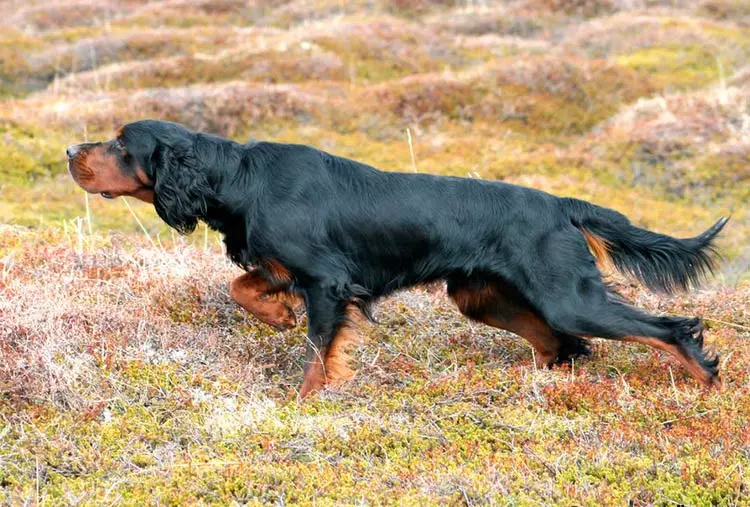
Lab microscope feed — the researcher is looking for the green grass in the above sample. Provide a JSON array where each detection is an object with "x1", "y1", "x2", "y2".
[{"x1": 616, "y1": 45, "x2": 726, "y2": 90}]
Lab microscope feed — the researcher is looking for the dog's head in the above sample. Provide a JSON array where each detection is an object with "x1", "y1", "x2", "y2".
[{"x1": 67, "y1": 120, "x2": 213, "y2": 234}]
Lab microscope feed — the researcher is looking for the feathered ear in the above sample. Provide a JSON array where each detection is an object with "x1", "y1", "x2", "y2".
[{"x1": 152, "y1": 144, "x2": 210, "y2": 235}]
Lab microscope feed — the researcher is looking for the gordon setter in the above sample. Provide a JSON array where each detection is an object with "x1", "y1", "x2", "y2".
[{"x1": 67, "y1": 120, "x2": 728, "y2": 397}]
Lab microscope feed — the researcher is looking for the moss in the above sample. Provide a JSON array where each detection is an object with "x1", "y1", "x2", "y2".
[
  {"x1": 432, "y1": 11, "x2": 546, "y2": 38},
  {"x1": 309, "y1": 22, "x2": 470, "y2": 84},
  {"x1": 616, "y1": 45, "x2": 727, "y2": 90},
  {"x1": 0, "y1": 122, "x2": 68, "y2": 184},
  {"x1": 384, "y1": 0, "x2": 460, "y2": 17},
  {"x1": 313, "y1": 35, "x2": 424, "y2": 82},
  {"x1": 112, "y1": 0, "x2": 268, "y2": 29},
  {"x1": 0, "y1": 177, "x2": 161, "y2": 233},
  {"x1": 37, "y1": 26, "x2": 103, "y2": 44},
  {"x1": 587, "y1": 138, "x2": 750, "y2": 204},
  {"x1": 1, "y1": 304, "x2": 749, "y2": 504},
  {"x1": 689, "y1": 152, "x2": 750, "y2": 201},
  {"x1": 156, "y1": 286, "x2": 222, "y2": 326},
  {"x1": 0, "y1": 35, "x2": 43, "y2": 97},
  {"x1": 342, "y1": 60, "x2": 655, "y2": 139}
]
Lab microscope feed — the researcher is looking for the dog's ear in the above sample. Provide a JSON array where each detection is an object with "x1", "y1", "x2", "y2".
[{"x1": 152, "y1": 144, "x2": 209, "y2": 235}]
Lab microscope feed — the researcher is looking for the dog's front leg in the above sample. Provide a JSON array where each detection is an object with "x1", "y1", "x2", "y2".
[{"x1": 298, "y1": 287, "x2": 360, "y2": 398}]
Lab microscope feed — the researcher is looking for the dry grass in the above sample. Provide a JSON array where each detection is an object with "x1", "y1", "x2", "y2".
[
  {"x1": 1, "y1": 225, "x2": 748, "y2": 504},
  {"x1": 6, "y1": 2, "x2": 142, "y2": 31},
  {"x1": 13, "y1": 81, "x2": 332, "y2": 137},
  {"x1": 52, "y1": 49, "x2": 347, "y2": 92},
  {"x1": 425, "y1": 5, "x2": 548, "y2": 38}
]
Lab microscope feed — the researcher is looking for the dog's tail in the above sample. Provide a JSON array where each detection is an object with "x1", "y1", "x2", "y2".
[{"x1": 560, "y1": 197, "x2": 728, "y2": 294}]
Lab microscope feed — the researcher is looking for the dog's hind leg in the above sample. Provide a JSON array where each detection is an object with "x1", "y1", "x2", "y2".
[
  {"x1": 541, "y1": 296, "x2": 719, "y2": 386},
  {"x1": 517, "y1": 226, "x2": 719, "y2": 385},
  {"x1": 447, "y1": 276, "x2": 591, "y2": 367}
]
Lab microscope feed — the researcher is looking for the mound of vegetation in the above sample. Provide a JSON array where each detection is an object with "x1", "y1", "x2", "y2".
[
  {"x1": 7, "y1": 1, "x2": 141, "y2": 31},
  {"x1": 17, "y1": 81, "x2": 335, "y2": 137},
  {"x1": 349, "y1": 56, "x2": 656, "y2": 138},
  {"x1": 425, "y1": 5, "x2": 548, "y2": 38},
  {"x1": 53, "y1": 48, "x2": 346, "y2": 93},
  {"x1": 563, "y1": 14, "x2": 750, "y2": 90},
  {"x1": 583, "y1": 84, "x2": 750, "y2": 202}
]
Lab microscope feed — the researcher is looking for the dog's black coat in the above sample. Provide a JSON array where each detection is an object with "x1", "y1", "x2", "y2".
[{"x1": 121, "y1": 120, "x2": 727, "y2": 381}]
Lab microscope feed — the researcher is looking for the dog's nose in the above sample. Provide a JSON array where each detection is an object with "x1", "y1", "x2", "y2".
[{"x1": 66, "y1": 145, "x2": 80, "y2": 160}]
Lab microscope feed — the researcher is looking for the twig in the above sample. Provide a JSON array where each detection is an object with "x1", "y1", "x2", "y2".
[
  {"x1": 122, "y1": 198, "x2": 156, "y2": 248},
  {"x1": 84, "y1": 192, "x2": 92, "y2": 235},
  {"x1": 72, "y1": 217, "x2": 86, "y2": 254},
  {"x1": 526, "y1": 408, "x2": 542, "y2": 436},
  {"x1": 406, "y1": 128, "x2": 417, "y2": 173},
  {"x1": 716, "y1": 57, "x2": 727, "y2": 105},
  {"x1": 660, "y1": 409, "x2": 718, "y2": 427},
  {"x1": 703, "y1": 317, "x2": 750, "y2": 331},
  {"x1": 704, "y1": 318, "x2": 750, "y2": 333},
  {"x1": 36, "y1": 456, "x2": 40, "y2": 505},
  {"x1": 83, "y1": 126, "x2": 92, "y2": 235},
  {"x1": 668, "y1": 366, "x2": 681, "y2": 406}
]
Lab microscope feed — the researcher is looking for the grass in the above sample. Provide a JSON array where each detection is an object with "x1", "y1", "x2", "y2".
[
  {"x1": 1, "y1": 226, "x2": 748, "y2": 504},
  {"x1": 1, "y1": 0, "x2": 749, "y2": 503},
  {"x1": 615, "y1": 45, "x2": 725, "y2": 89},
  {"x1": 0, "y1": 121, "x2": 69, "y2": 184}
]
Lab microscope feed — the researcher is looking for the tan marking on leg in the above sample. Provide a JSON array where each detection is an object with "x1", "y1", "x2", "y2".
[
  {"x1": 486, "y1": 311, "x2": 561, "y2": 367},
  {"x1": 449, "y1": 282, "x2": 561, "y2": 367},
  {"x1": 623, "y1": 336, "x2": 718, "y2": 387},
  {"x1": 229, "y1": 271, "x2": 300, "y2": 329},
  {"x1": 323, "y1": 305, "x2": 362, "y2": 385},
  {"x1": 299, "y1": 304, "x2": 362, "y2": 399}
]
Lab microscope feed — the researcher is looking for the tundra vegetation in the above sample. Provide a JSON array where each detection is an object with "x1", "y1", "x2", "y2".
[{"x1": 0, "y1": 0, "x2": 748, "y2": 504}]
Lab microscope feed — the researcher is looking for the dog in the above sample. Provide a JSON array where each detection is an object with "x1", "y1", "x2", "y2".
[{"x1": 67, "y1": 120, "x2": 728, "y2": 397}]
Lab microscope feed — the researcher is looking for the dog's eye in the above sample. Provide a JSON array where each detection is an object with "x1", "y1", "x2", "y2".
[{"x1": 114, "y1": 139, "x2": 125, "y2": 151}]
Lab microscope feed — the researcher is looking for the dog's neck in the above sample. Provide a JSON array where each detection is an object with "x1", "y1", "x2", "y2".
[{"x1": 191, "y1": 140, "x2": 264, "y2": 268}]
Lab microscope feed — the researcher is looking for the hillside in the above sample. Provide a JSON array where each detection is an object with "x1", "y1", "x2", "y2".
[{"x1": 1, "y1": 0, "x2": 749, "y2": 504}]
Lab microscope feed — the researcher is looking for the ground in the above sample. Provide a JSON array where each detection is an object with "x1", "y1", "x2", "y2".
[{"x1": 1, "y1": 0, "x2": 749, "y2": 505}]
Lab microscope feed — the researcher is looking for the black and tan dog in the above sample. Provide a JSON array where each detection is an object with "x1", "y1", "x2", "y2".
[{"x1": 67, "y1": 120, "x2": 728, "y2": 397}]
